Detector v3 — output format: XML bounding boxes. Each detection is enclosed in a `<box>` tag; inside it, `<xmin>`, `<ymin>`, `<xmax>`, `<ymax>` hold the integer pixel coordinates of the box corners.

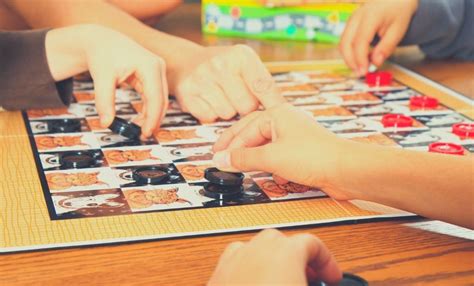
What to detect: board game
<box><xmin>1</xmin><ymin>60</ymin><xmax>472</xmax><ymax>253</ymax></box>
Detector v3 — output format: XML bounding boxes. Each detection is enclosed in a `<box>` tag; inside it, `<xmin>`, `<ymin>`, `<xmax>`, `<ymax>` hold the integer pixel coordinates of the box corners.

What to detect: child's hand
<box><xmin>212</xmin><ymin>103</ymin><xmax>354</xmax><ymax>200</ymax></box>
<box><xmin>208</xmin><ymin>229</ymin><xmax>342</xmax><ymax>285</ymax></box>
<box><xmin>170</xmin><ymin>45</ymin><xmax>286</xmax><ymax>123</ymax></box>
<box><xmin>339</xmin><ymin>0</ymin><xmax>418</xmax><ymax>75</ymax></box>
<box><xmin>46</xmin><ymin>24</ymin><xmax>168</xmax><ymax>137</ymax></box>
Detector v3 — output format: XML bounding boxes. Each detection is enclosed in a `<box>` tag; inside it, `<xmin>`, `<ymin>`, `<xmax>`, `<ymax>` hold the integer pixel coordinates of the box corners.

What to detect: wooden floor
<box><xmin>1</xmin><ymin>3</ymin><xmax>473</xmax><ymax>286</ymax></box>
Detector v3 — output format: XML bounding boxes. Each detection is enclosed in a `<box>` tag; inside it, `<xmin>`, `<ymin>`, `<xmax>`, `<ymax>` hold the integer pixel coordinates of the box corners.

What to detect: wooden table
<box><xmin>1</xmin><ymin>4</ymin><xmax>473</xmax><ymax>286</ymax></box>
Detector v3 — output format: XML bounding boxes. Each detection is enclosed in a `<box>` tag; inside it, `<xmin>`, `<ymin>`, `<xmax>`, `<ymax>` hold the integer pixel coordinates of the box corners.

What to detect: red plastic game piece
<box><xmin>381</xmin><ymin>114</ymin><xmax>414</xmax><ymax>128</ymax></box>
<box><xmin>428</xmin><ymin>142</ymin><xmax>465</xmax><ymax>155</ymax></box>
<box><xmin>365</xmin><ymin>71</ymin><xmax>392</xmax><ymax>86</ymax></box>
<box><xmin>452</xmin><ymin>123</ymin><xmax>474</xmax><ymax>138</ymax></box>
<box><xmin>409</xmin><ymin>96</ymin><xmax>439</xmax><ymax>109</ymax></box>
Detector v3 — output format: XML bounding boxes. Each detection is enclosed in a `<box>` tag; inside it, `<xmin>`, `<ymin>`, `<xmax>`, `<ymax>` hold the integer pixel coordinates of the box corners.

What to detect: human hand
<box><xmin>212</xmin><ymin>103</ymin><xmax>355</xmax><ymax>200</ymax></box>
<box><xmin>46</xmin><ymin>24</ymin><xmax>168</xmax><ymax>137</ymax></box>
<box><xmin>208</xmin><ymin>229</ymin><xmax>342</xmax><ymax>285</ymax></box>
<box><xmin>339</xmin><ymin>0</ymin><xmax>418</xmax><ymax>75</ymax></box>
<box><xmin>169</xmin><ymin>45</ymin><xmax>286</xmax><ymax>123</ymax></box>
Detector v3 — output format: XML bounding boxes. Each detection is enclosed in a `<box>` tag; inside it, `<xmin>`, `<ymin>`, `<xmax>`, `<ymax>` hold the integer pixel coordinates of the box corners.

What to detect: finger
<box><xmin>217</xmin><ymin>74</ymin><xmax>259</xmax><ymax>115</ymax></box>
<box><xmin>213</xmin><ymin>111</ymin><xmax>262</xmax><ymax>152</ymax></box>
<box><xmin>94</xmin><ymin>73</ymin><xmax>117</xmax><ymax>128</ymax></box>
<box><xmin>213</xmin><ymin>144</ymin><xmax>276</xmax><ymax>173</ymax></box>
<box><xmin>371</xmin><ymin>23</ymin><xmax>407</xmax><ymax>67</ymax></box>
<box><xmin>185</xmin><ymin>96</ymin><xmax>219</xmax><ymax>123</ymax></box>
<box><xmin>225</xmin><ymin>112</ymin><xmax>273</xmax><ymax>150</ymax></box>
<box><xmin>291</xmin><ymin>234</ymin><xmax>342</xmax><ymax>284</ymax></box>
<box><xmin>352</xmin><ymin>16</ymin><xmax>380</xmax><ymax>75</ymax></box>
<box><xmin>339</xmin><ymin>11</ymin><xmax>361</xmax><ymax>72</ymax></box>
<box><xmin>198</xmin><ymin>81</ymin><xmax>237</xmax><ymax>120</ymax></box>
<box><xmin>252</xmin><ymin>229</ymin><xmax>285</xmax><ymax>243</ymax></box>
<box><xmin>138</xmin><ymin>60</ymin><xmax>167</xmax><ymax>137</ymax></box>
<box><xmin>235</xmin><ymin>45</ymin><xmax>286</xmax><ymax>109</ymax></box>
<box><xmin>158</xmin><ymin>60</ymin><xmax>169</xmax><ymax>123</ymax></box>
<box><xmin>219</xmin><ymin>241</ymin><xmax>245</xmax><ymax>262</ymax></box>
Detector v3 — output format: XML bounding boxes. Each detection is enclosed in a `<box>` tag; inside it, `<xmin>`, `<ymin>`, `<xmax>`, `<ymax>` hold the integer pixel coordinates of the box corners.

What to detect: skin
<box><xmin>213</xmin><ymin>103</ymin><xmax>474</xmax><ymax>229</ymax></box>
<box><xmin>339</xmin><ymin>0</ymin><xmax>419</xmax><ymax>75</ymax></box>
<box><xmin>2</xmin><ymin>0</ymin><xmax>285</xmax><ymax>123</ymax></box>
<box><xmin>208</xmin><ymin>229</ymin><xmax>342</xmax><ymax>285</ymax></box>
<box><xmin>263</xmin><ymin>0</ymin><xmax>419</xmax><ymax>75</ymax></box>
<box><xmin>45</xmin><ymin>24</ymin><xmax>168</xmax><ymax>138</ymax></box>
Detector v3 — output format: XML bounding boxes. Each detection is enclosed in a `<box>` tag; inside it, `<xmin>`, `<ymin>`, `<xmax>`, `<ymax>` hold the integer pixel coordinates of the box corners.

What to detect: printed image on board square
<box><xmin>6</xmin><ymin>60</ymin><xmax>469</xmax><ymax>253</ymax></box>
<box><xmin>51</xmin><ymin>189</ymin><xmax>131</xmax><ymax>219</ymax></box>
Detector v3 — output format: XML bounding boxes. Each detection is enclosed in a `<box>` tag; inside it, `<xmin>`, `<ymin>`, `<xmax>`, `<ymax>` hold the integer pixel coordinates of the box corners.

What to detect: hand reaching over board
<box><xmin>212</xmin><ymin>103</ymin><xmax>474</xmax><ymax>229</ymax></box>
<box><xmin>45</xmin><ymin>24</ymin><xmax>168</xmax><ymax>138</ymax></box>
<box><xmin>171</xmin><ymin>45</ymin><xmax>286</xmax><ymax>122</ymax></box>
<box><xmin>339</xmin><ymin>0</ymin><xmax>418</xmax><ymax>75</ymax></box>
<box><xmin>208</xmin><ymin>229</ymin><xmax>342</xmax><ymax>285</ymax></box>
<box><xmin>212</xmin><ymin>103</ymin><xmax>352</xmax><ymax>200</ymax></box>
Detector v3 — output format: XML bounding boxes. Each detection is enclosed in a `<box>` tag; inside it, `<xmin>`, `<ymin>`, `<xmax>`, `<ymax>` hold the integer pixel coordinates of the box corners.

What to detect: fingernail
<box><xmin>213</xmin><ymin>151</ymin><xmax>231</xmax><ymax>169</ymax></box>
<box><xmin>358</xmin><ymin>66</ymin><xmax>367</xmax><ymax>76</ymax></box>
<box><xmin>100</xmin><ymin>115</ymin><xmax>113</xmax><ymax>128</ymax></box>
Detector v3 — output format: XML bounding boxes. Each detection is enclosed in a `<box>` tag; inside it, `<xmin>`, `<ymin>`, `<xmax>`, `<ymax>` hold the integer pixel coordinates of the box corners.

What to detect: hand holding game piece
<box><xmin>339</xmin><ymin>0</ymin><xmax>418</xmax><ymax>75</ymax></box>
<box><xmin>208</xmin><ymin>229</ymin><xmax>342</xmax><ymax>285</ymax></box>
<box><xmin>170</xmin><ymin>45</ymin><xmax>286</xmax><ymax>123</ymax></box>
<box><xmin>45</xmin><ymin>24</ymin><xmax>168</xmax><ymax>137</ymax></box>
<box><xmin>212</xmin><ymin>103</ymin><xmax>353</xmax><ymax>201</ymax></box>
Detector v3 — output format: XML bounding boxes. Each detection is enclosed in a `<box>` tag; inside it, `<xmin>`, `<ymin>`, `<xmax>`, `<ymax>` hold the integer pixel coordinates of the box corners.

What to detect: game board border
<box><xmin>21</xmin><ymin>112</ymin><xmax>59</xmax><ymax>221</ymax></box>
<box><xmin>1</xmin><ymin>214</ymin><xmax>417</xmax><ymax>254</ymax></box>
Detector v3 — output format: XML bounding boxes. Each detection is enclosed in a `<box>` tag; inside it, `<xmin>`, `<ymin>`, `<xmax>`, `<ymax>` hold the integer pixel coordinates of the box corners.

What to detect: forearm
<box><xmin>5</xmin><ymin>0</ymin><xmax>201</xmax><ymax>77</ymax></box>
<box><xmin>340</xmin><ymin>142</ymin><xmax>474</xmax><ymax>228</ymax></box>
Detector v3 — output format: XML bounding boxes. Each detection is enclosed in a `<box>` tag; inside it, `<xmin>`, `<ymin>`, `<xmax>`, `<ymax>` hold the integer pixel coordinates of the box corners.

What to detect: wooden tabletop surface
<box><xmin>1</xmin><ymin>4</ymin><xmax>473</xmax><ymax>286</ymax></box>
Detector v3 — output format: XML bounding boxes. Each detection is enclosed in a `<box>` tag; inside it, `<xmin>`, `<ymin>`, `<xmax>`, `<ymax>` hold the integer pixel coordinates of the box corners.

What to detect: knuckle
<box><xmin>221</xmin><ymin>109</ymin><xmax>237</xmax><ymax>120</ymax></box>
<box><xmin>209</xmin><ymin>57</ymin><xmax>226</xmax><ymax>72</ymax></box>
<box><xmin>238</xmin><ymin>100</ymin><xmax>259</xmax><ymax>116</ymax></box>
<box><xmin>259</xmin><ymin>228</ymin><xmax>283</xmax><ymax>239</ymax></box>
<box><xmin>233</xmin><ymin>44</ymin><xmax>255</xmax><ymax>57</ymax></box>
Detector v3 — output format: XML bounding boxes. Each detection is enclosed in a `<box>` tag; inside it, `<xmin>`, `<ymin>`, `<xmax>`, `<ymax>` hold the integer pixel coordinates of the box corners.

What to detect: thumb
<box><xmin>213</xmin><ymin>145</ymin><xmax>272</xmax><ymax>173</ymax></box>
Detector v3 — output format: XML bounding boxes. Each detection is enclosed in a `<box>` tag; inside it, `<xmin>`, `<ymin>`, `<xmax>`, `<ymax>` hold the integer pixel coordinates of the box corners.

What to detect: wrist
<box><xmin>328</xmin><ymin>140</ymin><xmax>375</xmax><ymax>201</ymax></box>
<box><xmin>141</xmin><ymin>27</ymin><xmax>204</xmax><ymax>92</ymax></box>
<box><xmin>45</xmin><ymin>25</ymin><xmax>90</xmax><ymax>81</ymax></box>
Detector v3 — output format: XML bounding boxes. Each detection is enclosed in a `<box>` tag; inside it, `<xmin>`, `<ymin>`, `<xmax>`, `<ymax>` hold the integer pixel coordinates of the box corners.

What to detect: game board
<box><xmin>1</xmin><ymin>60</ymin><xmax>472</xmax><ymax>253</ymax></box>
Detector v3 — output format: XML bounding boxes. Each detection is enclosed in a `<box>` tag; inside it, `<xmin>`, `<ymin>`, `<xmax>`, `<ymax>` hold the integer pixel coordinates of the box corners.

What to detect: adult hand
<box><xmin>170</xmin><ymin>45</ymin><xmax>286</xmax><ymax>123</ymax></box>
<box><xmin>213</xmin><ymin>103</ymin><xmax>355</xmax><ymax>200</ymax></box>
<box><xmin>208</xmin><ymin>229</ymin><xmax>342</xmax><ymax>285</ymax></box>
